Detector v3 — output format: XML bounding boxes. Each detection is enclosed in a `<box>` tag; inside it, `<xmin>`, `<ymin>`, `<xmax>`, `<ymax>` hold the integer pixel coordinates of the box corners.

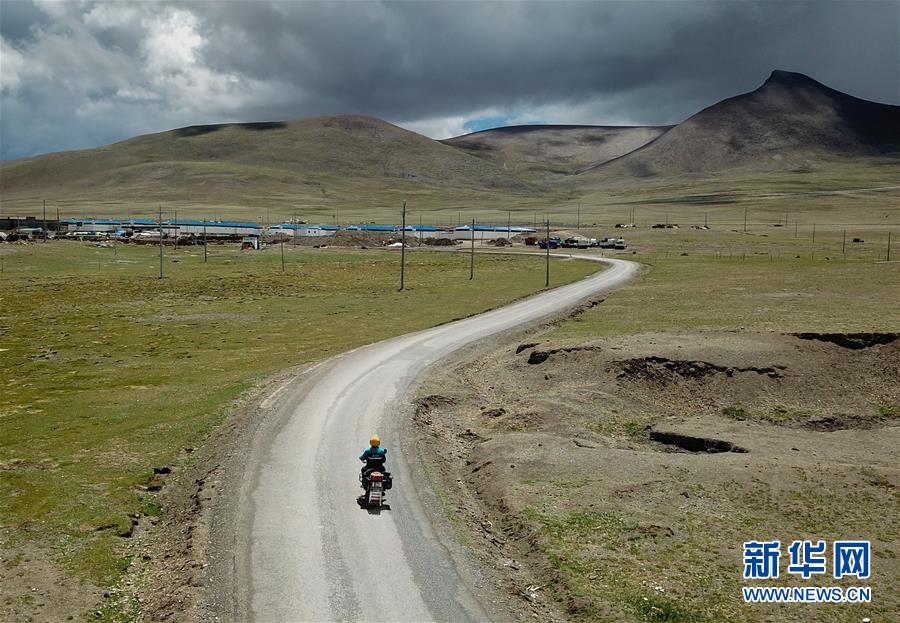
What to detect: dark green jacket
<box><xmin>360</xmin><ymin>446</ymin><xmax>386</xmax><ymax>462</ymax></box>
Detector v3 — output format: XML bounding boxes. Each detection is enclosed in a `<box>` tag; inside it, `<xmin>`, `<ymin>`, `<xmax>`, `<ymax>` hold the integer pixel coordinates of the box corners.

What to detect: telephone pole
<box><xmin>158</xmin><ymin>206</ymin><xmax>164</xmax><ymax>279</ymax></box>
<box><xmin>469</xmin><ymin>218</ymin><xmax>476</xmax><ymax>280</ymax></box>
<box><xmin>203</xmin><ymin>221</ymin><xmax>207</xmax><ymax>263</ymax></box>
<box><xmin>399</xmin><ymin>201</ymin><xmax>407</xmax><ymax>291</ymax></box>
<box><xmin>744</xmin><ymin>206</ymin><xmax>748</xmax><ymax>232</ymax></box>
<box><xmin>545</xmin><ymin>219</ymin><xmax>551</xmax><ymax>287</ymax></box>
<box><xmin>42</xmin><ymin>199</ymin><xmax>47</xmax><ymax>241</ymax></box>
<box><xmin>281</xmin><ymin>241</ymin><xmax>285</xmax><ymax>272</ymax></box>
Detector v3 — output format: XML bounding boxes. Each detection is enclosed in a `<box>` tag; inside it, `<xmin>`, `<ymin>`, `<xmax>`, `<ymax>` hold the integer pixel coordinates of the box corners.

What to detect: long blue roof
<box><xmin>62</xmin><ymin>218</ymin><xmax>260</xmax><ymax>227</ymax></box>
<box><xmin>271</xmin><ymin>224</ymin><xmax>341</xmax><ymax>230</ymax></box>
<box><xmin>454</xmin><ymin>225</ymin><xmax>537</xmax><ymax>232</ymax></box>
<box><xmin>347</xmin><ymin>224</ymin><xmax>444</xmax><ymax>232</ymax></box>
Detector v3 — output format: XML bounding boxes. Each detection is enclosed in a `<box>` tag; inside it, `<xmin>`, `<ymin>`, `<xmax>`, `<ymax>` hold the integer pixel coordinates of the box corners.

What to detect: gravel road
<box><xmin>209</xmin><ymin>256</ymin><xmax>639</xmax><ymax>622</ymax></box>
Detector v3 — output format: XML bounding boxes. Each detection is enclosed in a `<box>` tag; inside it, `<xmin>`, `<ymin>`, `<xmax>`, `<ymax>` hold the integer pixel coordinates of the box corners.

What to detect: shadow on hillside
<box><xmin>174</xmin><ymin>121</ymin><xmax>287</xmax><ymax>137</ymax></box>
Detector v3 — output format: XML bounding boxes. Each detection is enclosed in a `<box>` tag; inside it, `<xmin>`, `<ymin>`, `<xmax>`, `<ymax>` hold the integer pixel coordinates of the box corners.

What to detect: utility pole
<box><xmin>56</xmin><ymin>207</ymin><xmax>60</xmax><ymax>235</ymax></box>
<box><xmin>203</xmin><ymin>221</ymin><xmax>207</xmax><ymax>263</ymax></box>
<box><xmin>743</xmin><ymin>206</ymin><xmax>748</xmax><ymax>232</ymax></box>
<box><xmin>545</xmin><ymin>219</ymin><xmax>551</xmax><ymax>287</ymax></box>
<box><xmin>281</xmin><ymin>241</ymin><xmax>285</xmax><ymax>272</ymax></box>
<box><xmin>158</xmin><ymin>206</ymin><xmax>164</xmax><ymax>279</ymax></box>
<box><xmin>812</xmin><ymin>223</ymin><xmax>816</xmax><ymax>243</ymax></box>
<box><xmin>42</xmin><ymin>199</ymin><xmax>47</xmax><ymax>241</ymax></box>
<box><xmin>888</xmin><ymin>231</ymin><xmax>893</xmax><ymax>262</ymax></box>
<box><xmin>577</xmin><ymin>203</ymin><xmax>581</xmax><ymax>230</ymax></box>
<box><xmin>469</xmin><ymin>218</ymin><xmax>476</xmax><ymax>280</ymax></box>
<box><xmin>174</xmin><ymin>209</ymin><xmax>178</xmax><ymax>251</ymax></box>
<box><xmin>842</xmin><ymin>229</ymin><xmax>846</xmax><ymax>255</ymax></box>
<box><xmin>795</xmin><ymin>221</ymin><xmax>798</xmax><ymax>238</ymax></box>
<box><xmin>507</xmin><ymin>210</ymin><xmax>511</xmax><ymax>239</ymax></box>
<box><xmin>399</xmin><ymin>201</ymin><xmax>406</xmax><ymax>291</ymax></box>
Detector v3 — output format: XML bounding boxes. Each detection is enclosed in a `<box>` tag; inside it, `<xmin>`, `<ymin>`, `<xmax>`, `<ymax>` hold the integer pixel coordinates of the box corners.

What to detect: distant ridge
<box><xmin>588</xmin><ymin>70</ymin><xmax>900</xmax><ymax>177</ymax></box>
<box><xmin>443</xmin><ymin>124</ymin><xmax>672</xmax><ymax>176</ymax></box>
<box><xmin>2</xmin><ymin>70</ymin><xmax>898</xmax><ymax>213</ymax></box>
<box><xmin>0</xmin><ymin>115</ymin><xmax>530</xmax><ymax>208</ymax></box>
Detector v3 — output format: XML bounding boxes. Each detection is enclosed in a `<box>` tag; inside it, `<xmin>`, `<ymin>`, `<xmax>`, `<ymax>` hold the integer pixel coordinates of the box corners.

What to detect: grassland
<box><xmin>413</xmin><ymin>186</ymin><xmax>898</xmax><ymax>622</ymax></box>
<box><xmin>0</xmin><ymin>241</ymin><xmax>598</xmax><ymax>617</ymax></box>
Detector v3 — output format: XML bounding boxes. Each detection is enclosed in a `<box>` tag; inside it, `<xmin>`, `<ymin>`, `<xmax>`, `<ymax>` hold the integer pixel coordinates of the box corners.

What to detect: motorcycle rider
<box><xmin>359</xmin><ymin>435</ymin><xmax>388</xmax><ymax>487</ymax></box>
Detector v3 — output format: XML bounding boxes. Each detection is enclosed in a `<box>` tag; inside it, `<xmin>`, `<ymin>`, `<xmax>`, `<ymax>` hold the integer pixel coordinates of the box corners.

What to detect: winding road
<box><xmin>215</xmin><ymin>255</ymin><xmax>640</xmax><ymax>622</ymax></box>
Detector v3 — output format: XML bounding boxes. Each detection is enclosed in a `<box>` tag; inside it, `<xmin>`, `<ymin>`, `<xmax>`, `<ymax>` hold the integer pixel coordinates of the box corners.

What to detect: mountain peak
<box><xmin>762</xmin><ymin>70</ymin><xmax>823</xmax><ymax>89</ymax></box>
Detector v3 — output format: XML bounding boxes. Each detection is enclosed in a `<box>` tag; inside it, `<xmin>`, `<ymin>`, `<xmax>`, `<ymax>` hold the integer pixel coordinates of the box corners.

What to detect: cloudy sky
<box><xmin>1</xmin><ymin>0</ymin><xmax>898</xmax><ymax>160</ymax></box>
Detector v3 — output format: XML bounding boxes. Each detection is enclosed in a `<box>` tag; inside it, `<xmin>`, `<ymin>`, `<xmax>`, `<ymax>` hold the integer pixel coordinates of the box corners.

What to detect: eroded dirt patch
<box><xmin>617</xmin><ymin>356</ymin><xmax>784</xmax><ymax>383</ymax></box>
<box><xmin>792</xmin><ymin>331</ymin><xmax>899</xmax><ymax>349</ymax></box>
<box><xmin>413</xmin><ymin>331</ymin><xmax>900</xmax><ymax>622</ymax></box>
<box><xmin>648</xmin><ymin>430</ymin><xmax>748</xmax><ymax>453</ymax></box>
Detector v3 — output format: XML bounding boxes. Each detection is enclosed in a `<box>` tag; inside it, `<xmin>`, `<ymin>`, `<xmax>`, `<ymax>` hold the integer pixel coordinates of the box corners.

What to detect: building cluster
<box><xmin>43</xmin><ymin>219</ymin><xmax>538</xmax><ymax>241</ymax></box>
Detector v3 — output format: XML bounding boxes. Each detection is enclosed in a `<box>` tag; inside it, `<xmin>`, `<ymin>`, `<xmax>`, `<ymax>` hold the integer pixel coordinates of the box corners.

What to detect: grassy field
<box><xmin>0</xmin><ymin>241</ymin><xmax>598</xmax><ymax>614</ymax></box>
<box><xmin>2</xmin><ymin>155</ymin><xmax>897</xmax><ymax>230</ymax></box>
<box><xmin>503</xmin><ymin>236</ymin><xmax>899</xmax><ymax>621</ymax></box>
<box><xmin>549</xmin><ymin>253</ymin><xmax>900</xmax><ymax>342</ymax></box>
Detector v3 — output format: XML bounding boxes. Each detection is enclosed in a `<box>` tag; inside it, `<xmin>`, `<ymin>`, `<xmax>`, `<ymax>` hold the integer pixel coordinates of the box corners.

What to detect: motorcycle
<box><xmin>359</xmin><ymin>468</ymin><xmax>392</xmax><ymax>508</ymax></box>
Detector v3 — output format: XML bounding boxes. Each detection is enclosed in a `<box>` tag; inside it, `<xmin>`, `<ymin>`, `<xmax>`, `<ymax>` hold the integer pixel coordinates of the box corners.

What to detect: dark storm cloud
<box><xmin>1</xmin><ymin>1</ymin><xmax>898</xmax><ymax>160</ymax></box>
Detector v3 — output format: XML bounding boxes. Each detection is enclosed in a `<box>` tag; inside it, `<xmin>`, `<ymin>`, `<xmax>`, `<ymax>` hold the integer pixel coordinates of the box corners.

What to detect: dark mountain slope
<box><xmin>590</xmin><ymin>70</ymin><xmax>900</xmax><ymax>177</ymax></box>
<box><xmin>443</xmin><ymin>124</ymin><xmax>671</xmax><ymax>176</ymax></box>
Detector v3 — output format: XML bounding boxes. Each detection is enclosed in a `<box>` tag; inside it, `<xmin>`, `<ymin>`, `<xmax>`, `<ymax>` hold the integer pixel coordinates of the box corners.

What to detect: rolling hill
<box><xmin>586</xmin><ymin>70</ymin><xmax>900</xmax><ymax>178</ymax></box>
<box><xmin>0</xmin><ymin>115</ymin><xmax>534</xmax><ymax>215</ymax></box>
<box><xmin>1</xmin><ymin>70</ymin><xmax>898</xmax><ymax>220</ymax></box>
<box><xmin>442</xmin><ymin>124</ymin><xmax>671</xmax><ymax>177</ymax></box>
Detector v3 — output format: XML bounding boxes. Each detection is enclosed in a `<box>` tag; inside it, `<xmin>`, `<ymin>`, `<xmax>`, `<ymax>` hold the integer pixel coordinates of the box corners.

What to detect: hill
<box><xmin>0</xmin><ymin>115</ymin><xmax>531</xmax><ymax>217</ymax></box>
<box><xmin>587</xmin><ymin>70</ymin><xmax>900</xmax><ymax>178</ymax></box>
<box><xmin>2</xmin><ymin>71</ymin><xmax>898</xmax><ymax>222</ymax></box>
<box><xmin>442</xmin><ymin>125</ymin><xmax>671</xmax><ymax>177</ymax></box>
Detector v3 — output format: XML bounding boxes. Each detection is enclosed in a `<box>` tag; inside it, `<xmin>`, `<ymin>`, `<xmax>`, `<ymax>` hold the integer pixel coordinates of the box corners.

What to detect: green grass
<box><xmin>546</xmin><ymin>254</ymin><xmax>899</xmax><ymax>344</ymax></box>
<box><xmin>722</xmin><ymin>404</ymin><xmax>818</xmax><ymax>424</ymax></box>
<box><xmin>523</xmin><ymin>508</ymin><xmax>707</xmax><ymax>622</ymax></box>
<box><xmin>721</xmin><ymin>405</ymin><xmax>748</xmax><ymax>421</ymax></box>
<box><xmin>0</xmin><ymin>241</ymin><xmax>598</xmax><ymax>596</ymax></box>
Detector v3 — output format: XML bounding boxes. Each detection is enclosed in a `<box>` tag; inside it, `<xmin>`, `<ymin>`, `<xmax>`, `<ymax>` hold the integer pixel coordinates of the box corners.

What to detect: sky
<box><xmin>1</xmin><ymin>0</ymin><xmax>898</xmax><ymax>160</ymax></box>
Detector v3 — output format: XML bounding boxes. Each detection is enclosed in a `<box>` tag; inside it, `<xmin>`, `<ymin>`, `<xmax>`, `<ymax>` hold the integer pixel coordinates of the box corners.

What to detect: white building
<box><xmin>449</xmin><ymin>225</ymin><xmax>537</xmax><ymax>241</ymax></box>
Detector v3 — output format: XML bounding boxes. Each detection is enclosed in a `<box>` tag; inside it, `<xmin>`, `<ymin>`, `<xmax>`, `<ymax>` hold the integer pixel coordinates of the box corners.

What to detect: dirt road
<box><xmin>208</xmin><ymin>256</ymin><xmax>639</xmax><ymax>622</ymax></box>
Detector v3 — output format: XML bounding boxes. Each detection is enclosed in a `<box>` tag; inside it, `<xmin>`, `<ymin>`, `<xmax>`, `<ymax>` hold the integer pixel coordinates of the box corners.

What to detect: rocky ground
<box><xmin>412</xmin><ymin>330</ymin><xmax>900</xmax><ymax>622</ymax></box>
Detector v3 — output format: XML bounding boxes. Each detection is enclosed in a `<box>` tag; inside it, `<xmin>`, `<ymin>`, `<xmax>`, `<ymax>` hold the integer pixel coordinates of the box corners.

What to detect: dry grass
<box><xmin>0</xmin><ymin>241</ymin><xmax>597</xmax><ymax>619</ymax></box>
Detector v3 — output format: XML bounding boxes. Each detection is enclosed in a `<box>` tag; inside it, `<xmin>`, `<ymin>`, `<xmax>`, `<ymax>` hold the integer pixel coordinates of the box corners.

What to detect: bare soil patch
<box><xmin>413</xmin><ymin>331</ymin><xmax>900</xmax><ymax>622</ymax></box>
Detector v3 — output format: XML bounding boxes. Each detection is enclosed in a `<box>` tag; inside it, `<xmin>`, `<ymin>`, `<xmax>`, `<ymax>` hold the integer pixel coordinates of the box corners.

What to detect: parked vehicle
<box><xmin>597</xmin><ymin>237</ymin><xmax>616</xmax><ymax>248</ymax></box>
<box><xmin>538</xmin><ymin>237</ymin><xmax>561</xmax><ymax>249</ymax></box>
